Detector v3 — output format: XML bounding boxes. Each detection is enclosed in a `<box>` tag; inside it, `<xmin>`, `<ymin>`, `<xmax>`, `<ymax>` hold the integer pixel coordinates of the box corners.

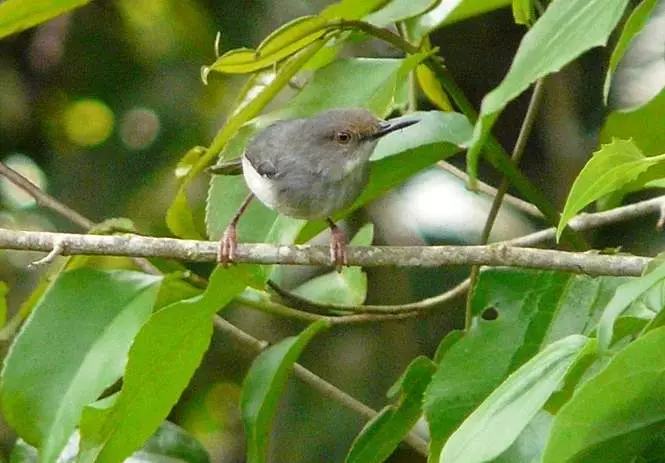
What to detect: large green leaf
<box><xmin>465</xmin><ymin>0</ymin><xmax>631</xmax><ymax>184</ymax></box>
<box><xmin>78</xmin><ymin>266</ymin><xmax>249</xmax><ymax>463</ymax></box>
<box><xmin>346</xmin><ymin>356</ymin><xmax>435</xmax><ymax>463</ymax></box>
<box><xmin>1</xmin><ymin>269</ymin><xmax>162</xmax><ymax>463</ymax></box>
<box><xmin>424</xmin><ymin>268</ymin><xmax>629</xmax><ymax>461</ymax></box>
<box><xmin>543</xmin><ymin>326</ymin><xmax>665</xmax><ymax>462</ymax></box>
<box><xmin>0</xmin><ymin>0</ymin><xmax>90</xmax><ymax>39</ymax></box>
<box><xmin>556</xmin><ymin>139</ymin><xmax>665</xmax><ymax>241</ymax></box>
<box><xmin>441</xmin><ymin>335</ymin><xmax>590</xmax><ymax>463</ymax></box>
<box><xmin>241</xmin><ymin>319</ymin><xmax>330</xmax><ymax>463</ymax></box>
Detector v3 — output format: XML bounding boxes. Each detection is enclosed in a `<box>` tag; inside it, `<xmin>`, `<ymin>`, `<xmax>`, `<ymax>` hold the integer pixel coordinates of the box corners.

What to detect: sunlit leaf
<box><xmin>465</xmin><ymin>0</ymin><xmax>630</xmax><ymax>185</ymax></box>
<box><xmin>241</xmin><ymin>319</ymin><xmax>330</xmax><ymax>463</ymax></box>
<box><xmin>416</xmin><ymin>64</ymin><xmax>453</xmax><ymax>111</ymax></box>
<box><xmin>0</xmin><ymin>0</ymin><xmax>90</xmax><ymax>39</ymax></box>
<box><xmin>207</xmin><ymin>16</ymin><xmax>332</xmax><ymax>75</ymax></box>
<box><xmin>556</xmin><ymin>139</ymin><xmax>665</xmax><ymax>241</ymax></box>
<box><xmin>512</xmin><ymin>0</ymin><xmax>535</xmax><ymax>25</ymax></box>
<box><xmin>1</xmin><ymin>269</ymin><xmax>162</xmax><ymax>462</ymax></box>
<box><xmin>321</xmin><ymin>0</ymin><xmax>387</xmax><ymax>20</ymax></box>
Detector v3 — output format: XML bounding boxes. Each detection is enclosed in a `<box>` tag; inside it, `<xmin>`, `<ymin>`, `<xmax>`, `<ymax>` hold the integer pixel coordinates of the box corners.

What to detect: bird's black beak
<box><xmin>368</xmin><ymin>118</ymin><xmax>419</xmax><ymax>141</ymax></box>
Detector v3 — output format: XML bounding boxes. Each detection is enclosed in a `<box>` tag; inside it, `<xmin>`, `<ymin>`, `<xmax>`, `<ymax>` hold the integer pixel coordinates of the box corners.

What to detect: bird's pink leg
<box><xmin>218</xmin><ymin>193</ymin><xmax>253</xmax><ymax>265</ymax></box>
<box><xmin>327</xmin><ymin>218</ymin><xmax>348</xmax><ymax>269</ymax></box>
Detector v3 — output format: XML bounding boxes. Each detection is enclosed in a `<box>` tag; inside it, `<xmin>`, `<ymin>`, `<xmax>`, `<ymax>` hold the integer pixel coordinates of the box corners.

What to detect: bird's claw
<box><xmin>329</xmin><ymin>226</ymin><xmax>348</xmax><ymax>271</ymax></box>
<box><xmin>218</xmin><ymin>226</ymin><xmax>237</xmax><ymax>266</ymax></box>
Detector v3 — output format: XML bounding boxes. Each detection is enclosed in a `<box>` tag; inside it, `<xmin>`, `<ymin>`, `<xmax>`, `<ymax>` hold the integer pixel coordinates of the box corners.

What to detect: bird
<box><xmin>209</xmin><ymin>107</ymin><xmax>419</xmax><ymax>267</ymax></box>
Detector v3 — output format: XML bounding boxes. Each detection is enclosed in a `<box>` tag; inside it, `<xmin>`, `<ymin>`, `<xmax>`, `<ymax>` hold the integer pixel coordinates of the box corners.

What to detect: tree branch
<box><xmin>0</xmin><ymin>228</ymin><xmax>649</xmax><ymax>276</ymax></box>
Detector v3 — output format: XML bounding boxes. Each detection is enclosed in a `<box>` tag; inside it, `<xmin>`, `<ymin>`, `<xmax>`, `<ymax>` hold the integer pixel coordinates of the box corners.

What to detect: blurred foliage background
<box><xmin>0</xmin><ymin>0</ymin><xmax>649</xmax><ymax>461</ymax></box>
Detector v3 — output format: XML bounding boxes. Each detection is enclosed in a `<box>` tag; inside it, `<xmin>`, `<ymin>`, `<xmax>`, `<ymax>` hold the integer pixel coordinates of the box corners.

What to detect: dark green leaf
<box><xmin>424</xmin><ymin>268</ymin><xmax>628</xmax><ymax>461</ymax></box>
<box><xmin>441</xmin><ymin>335</ymin><xmax>590</xmax><ymax>463</ymax></box>
<box><xmin>543</xmin><ymin>326</ymin><xmax>665</xmax><ymax>462</ymax></box>
<box><xmin>241</xmin><ymin>319</ymin><xmax>330</xmax><ymax>463</ymax></box>
<box><xmin>465</xmin><ymin>0</ymin><xmax>630</xmax><ymax>184</ymax></box>
<box><xmin>346</xmin><ymin>356</ymin><xmax>435</xmax><ymax>463</ymax></box>
<box><xmin>1</xmin><ymin>269</ymin><xmax>162</xmax><ymax>462</ymax></box>
<box><xmin>78</xmin><ymin>266</ymin><xmax>249</xmax><ymax>463</ymax></box>
<box><xmin>0</xmin><ymin>0</ymin><xmax>90</xmax><ymax>39</ymax></box>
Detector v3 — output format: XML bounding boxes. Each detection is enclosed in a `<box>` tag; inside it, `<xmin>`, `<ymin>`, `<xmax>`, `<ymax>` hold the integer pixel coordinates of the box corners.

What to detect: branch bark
<box><xmin>0</xmin><ymin>228</ymin><xmax>650</xmax><ymax>276</ymax></box>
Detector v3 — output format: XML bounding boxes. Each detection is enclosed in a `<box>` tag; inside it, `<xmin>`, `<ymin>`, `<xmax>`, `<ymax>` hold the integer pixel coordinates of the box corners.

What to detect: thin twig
<box><xmin>0</xmin><ymin>161</ymin><xmax>95</xmax><ymax>229</ymax></box>
<box><xmin>465</xmin><ymin>78</ymin><xmax>546</xmax><ymax>329</ymax></box>
<box><xmin>212</xmin><ymin>315</ymin><xmax>429</xmax><ymax>456</ymax></box>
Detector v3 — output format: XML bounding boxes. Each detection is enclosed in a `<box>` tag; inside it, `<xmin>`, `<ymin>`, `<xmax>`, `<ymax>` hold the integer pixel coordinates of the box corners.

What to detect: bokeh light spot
<box><xmin>0</xmin><ymin>154</ymin><xmax>47</xmax><ymax>209</ymax></box>
<box><xmin>63</xmin><ymin>99</ymin><xmax>114</xmax><ymax>147</ymax></box>
<box><xmin>120</xmin><ymin>107</ymin><xmax>160</xmax><ymax>150</ymax></box>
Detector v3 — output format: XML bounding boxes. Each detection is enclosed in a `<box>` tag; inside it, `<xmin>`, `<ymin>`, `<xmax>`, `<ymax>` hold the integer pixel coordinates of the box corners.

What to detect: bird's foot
<box><xmin>217</xmin><ymin>226</ymin><xmax>237</xmax><ymax>266</ymax></box>
<box><xmin>329</xmin><ymin>224</ymin><xmax>348</xmax><ymax>270</ymax></box>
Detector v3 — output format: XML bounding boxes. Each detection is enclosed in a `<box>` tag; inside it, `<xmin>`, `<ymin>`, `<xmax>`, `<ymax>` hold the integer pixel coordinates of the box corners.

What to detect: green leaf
<box><xmin>206</xmin><ymin>16</ymin><xmax>332</xmax><ymax>75</ymax></box>
<box><xmin>406</xmin><ymin>0</ymin><xmax>512</xmax><ymax>41</ymax></box>
<box><xmin>556</xmin><ymin>139</ymin><xmax>665</xmax><ymax>241</ymax></box>
<box><xmin>465</xmin><ymin>0</ymin><xmax>631</xmax><ymax>185</ymax></box>
<box><xmin>543</xmin><ymin>326</ymin><xmax>665</xmax><ymax>462</ymax></box>
<box><xmin>290</xmin><ymin>224</ymin><xmax>373</xmax><ymax>306</ymax></box>
<box><xmin>492</xmin><ymin>411</ymin><xmax>552</xmax><ymax>463</ymax></box>
<box><xmin>603</xmin><ymin>0</ymin><xmax>659</xmax><ymax>103</ymax></box>
<box><xmin>168</xmin><ymin>41</ymin><xmax>325</xmax><ymax>239</ymax></box>
<box><xmin>441</xmin><ymin>335</ymin><xmax>590</xmax><ymax>463</ymax></box>
<box><xmin>424</xmin><ymin>268</ymin><xmax>628</xmax><ymax>461</ymax></box>
<box><xmin>346</xmin><ymin>356</ymin><xmax>436</xmax><ymax>463</ymax></box>
<box><xmin>241</xmin><ymin>319</ymin><xmax>331</xmax><ymax>463</ymax></box>
<box><xmin>602</xmin><ymin>87</ymin><xmax>665</xmax><ymax>158</ymax></box>
<box><xmin>364</xmin><ymin>0</ymin><xmax>438</xmax><ymax>27</ymax></box>
<box><xmin>320</xmin><ymin>0</ymin><xmax>387</xmax><ymax>20</ymax></box>
<box><xmin>512</xmin><ymin>0</ymin><xmax>536</xmax><ymax>25</ymax></box>
<box><xmin>416</xmin><ymin>63</ymin><xmax>453</xmax><ymax>111</ymax></box>
<box><xmin>597</xmin><ymin>260</ymin><xmax>665</xmax><ymax>350</ymax></box>
<box><xmin>10</xmin><ymin>422</ymin><xmax>210</xmax><ymax>463</ymax></box>
<box><xmin>1</xmin><ymin>269</ymin><xmax>162</xmax><ymax>463</ymax></box>
<box><xmin>78</xmin><ymin>266</ymin><xmax>249</xmax><ymax>463</ymax></box>
<box><xmin>0</xmin><ymin>0</ymin><xmax>90</xmax><ymax>40</ymax></box>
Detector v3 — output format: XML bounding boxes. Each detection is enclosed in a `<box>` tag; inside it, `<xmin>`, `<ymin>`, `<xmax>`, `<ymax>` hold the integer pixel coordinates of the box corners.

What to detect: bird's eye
<box><xmin>334</xmin><ymin>131</ymin><xmax>352</xmax><ymax>144</ymax></box>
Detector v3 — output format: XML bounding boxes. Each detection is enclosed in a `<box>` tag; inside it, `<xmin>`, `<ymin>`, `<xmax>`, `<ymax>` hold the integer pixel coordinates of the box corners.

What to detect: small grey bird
<box><xmin>210</xmin><ymin>107</ymin><xmax>418</xmax><ymax>266</ymax></box>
